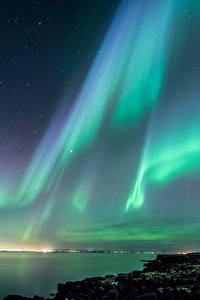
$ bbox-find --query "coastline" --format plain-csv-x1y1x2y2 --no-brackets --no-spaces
4,253,200,299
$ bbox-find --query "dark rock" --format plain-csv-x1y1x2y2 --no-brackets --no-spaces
136,292,157,299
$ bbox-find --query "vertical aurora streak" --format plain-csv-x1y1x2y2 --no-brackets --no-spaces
126,109,200,211
1,0,200,250
16,0,174,211
125,0,200,211
112,1,173,127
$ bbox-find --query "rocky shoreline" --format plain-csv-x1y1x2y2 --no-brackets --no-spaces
4,253,200,300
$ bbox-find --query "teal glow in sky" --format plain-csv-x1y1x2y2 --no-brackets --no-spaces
16,0,174,211
1,0,200,251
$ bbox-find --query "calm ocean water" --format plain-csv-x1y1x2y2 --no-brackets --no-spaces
0,252,156,299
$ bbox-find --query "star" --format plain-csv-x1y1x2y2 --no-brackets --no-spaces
70,149,73,153
14,17,18,24
26,82,31,88
33,130,39,136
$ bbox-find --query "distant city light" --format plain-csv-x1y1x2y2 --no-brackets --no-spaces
0,248,53,253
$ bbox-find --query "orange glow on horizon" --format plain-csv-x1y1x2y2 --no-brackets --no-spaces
0,248,53,253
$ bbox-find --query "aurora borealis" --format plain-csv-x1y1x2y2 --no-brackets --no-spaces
1,0,200,250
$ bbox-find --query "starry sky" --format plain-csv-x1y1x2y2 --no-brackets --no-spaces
1,0,200,251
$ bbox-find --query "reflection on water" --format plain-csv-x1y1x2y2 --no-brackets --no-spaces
0,252,155,299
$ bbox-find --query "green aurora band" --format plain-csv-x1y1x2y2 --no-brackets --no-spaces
126,0,200,211
1,0,200,248
15,0,174,210
126,116,200,210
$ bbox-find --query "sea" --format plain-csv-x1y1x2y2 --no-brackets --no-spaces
0,252,156,299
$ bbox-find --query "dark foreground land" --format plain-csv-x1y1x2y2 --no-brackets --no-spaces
4,253,200,300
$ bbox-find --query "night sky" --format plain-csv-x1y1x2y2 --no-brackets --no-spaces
1,0,200,251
